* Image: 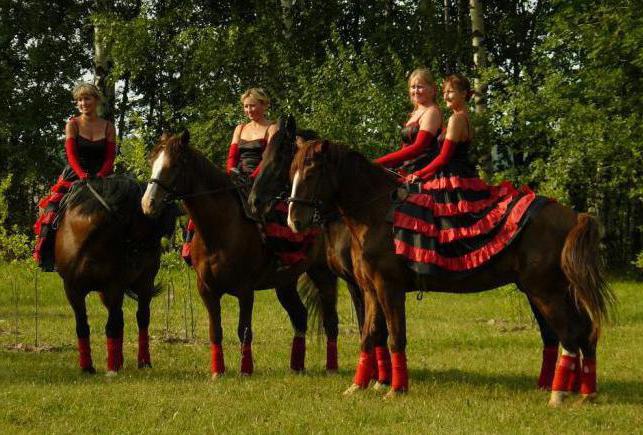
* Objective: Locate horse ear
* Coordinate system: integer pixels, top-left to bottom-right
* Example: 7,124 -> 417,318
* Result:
159,132 -> 169,142
285,114 -> 296,137
180,129 -> 190,146
295,136 -> 306,149
314,140 -> 329,154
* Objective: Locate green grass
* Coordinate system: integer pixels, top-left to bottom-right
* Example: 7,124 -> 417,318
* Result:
0,262 -> 641,434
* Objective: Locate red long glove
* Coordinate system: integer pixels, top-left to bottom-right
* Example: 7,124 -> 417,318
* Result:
375,130 -> 435,168
96,140 -> 117,177
65,137 -> 88,179
413,138 -> 457,180
250,163 -> 262,179
226,143 -> 239,174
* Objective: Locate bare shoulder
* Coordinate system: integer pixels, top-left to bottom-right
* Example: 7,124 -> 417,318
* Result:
267,122 -> 279,135
419,105 -> 442,132
445,113 -> 468,141
65,118 -> 78,138
232,123 -> 244,142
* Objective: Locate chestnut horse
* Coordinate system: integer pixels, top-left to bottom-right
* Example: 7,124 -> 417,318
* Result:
249,117 -> 563,391
141,131 -> 357,376
286,140 -> 614,405
55,175 -> 174,374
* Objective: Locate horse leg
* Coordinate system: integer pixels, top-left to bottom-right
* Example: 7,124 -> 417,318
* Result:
136,295 -> 152,368
373,306 -> 391,390
527,296 -> 559,390
64,285 -> 95,373
525,283 -> 594,407
306,266 -> 340,372
237,289 -> 255,375
344,289 -> 380,394
101,290 -> 125,375
374,283 -> 407,397
346,279 -> 365,334
199,285 -> 224,378
275,283 -> 308,372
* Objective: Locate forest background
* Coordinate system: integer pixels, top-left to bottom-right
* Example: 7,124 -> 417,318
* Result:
0,0 -> 641,272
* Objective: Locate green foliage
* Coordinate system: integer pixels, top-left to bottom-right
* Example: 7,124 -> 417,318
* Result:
0,174 -> 31,261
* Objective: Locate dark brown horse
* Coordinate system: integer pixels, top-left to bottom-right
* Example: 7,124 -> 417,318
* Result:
55,175 -> 173,374
249,117 -> 564,392
141,131 -> 356,377
285,139 -> 614,405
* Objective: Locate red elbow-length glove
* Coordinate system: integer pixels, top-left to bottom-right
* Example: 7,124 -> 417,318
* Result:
65,137 -> 88,179
96,140 -> 117,177
412,138 -> 457,180
375,130 -> 435,168
226,143 -> 240,174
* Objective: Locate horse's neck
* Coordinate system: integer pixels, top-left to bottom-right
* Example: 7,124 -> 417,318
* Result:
182,156 -> 241,244
334,151 -> 396,225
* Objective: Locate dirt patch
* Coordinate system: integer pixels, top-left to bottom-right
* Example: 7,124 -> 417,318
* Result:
3,342 -> 70,352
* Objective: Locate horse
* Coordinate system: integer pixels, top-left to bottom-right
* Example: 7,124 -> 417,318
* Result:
285,139 -> 614,405
249,117 -> 564,392
54,175 -> 174,374
140,131 -> 358,377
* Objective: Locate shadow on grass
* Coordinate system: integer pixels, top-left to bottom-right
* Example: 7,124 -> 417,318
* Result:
412,367 -> 643,405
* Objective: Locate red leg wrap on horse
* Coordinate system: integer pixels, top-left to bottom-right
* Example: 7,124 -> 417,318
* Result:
326,339 -> 338,371
240,344 -> 253,375
353,351 -> 375,388
375,346 -> 392,384
78,337 -> 92,369
107,337 -> 122,372
580,358 -> 597,395
138,330 -> 151,365
291,336 -> 306,371
391,352 -> 409,391
210,343 -> 225,374
551,354 -> 579,392
537,346 -> 559,390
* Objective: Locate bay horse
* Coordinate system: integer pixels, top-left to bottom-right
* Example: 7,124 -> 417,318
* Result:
54,175 -> 174,374
249,117 -> 564,392
140,131 -> 357,377
285,139 -> 614,405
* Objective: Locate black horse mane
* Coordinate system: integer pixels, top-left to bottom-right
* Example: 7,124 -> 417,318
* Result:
64,175 -> 144,217
62,174 -> 178,238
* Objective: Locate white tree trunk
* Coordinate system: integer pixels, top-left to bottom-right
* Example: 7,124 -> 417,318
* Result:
469,0 -> 487,114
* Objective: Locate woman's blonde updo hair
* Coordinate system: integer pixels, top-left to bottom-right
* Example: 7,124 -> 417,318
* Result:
407,67 -> 436,106
240,87 -> 270,107
72,82 -> 102,102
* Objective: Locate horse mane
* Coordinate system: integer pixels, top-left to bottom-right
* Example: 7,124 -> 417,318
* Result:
159,133 -> 234,192
291,139 -> 390,182
63,175 -> 144,217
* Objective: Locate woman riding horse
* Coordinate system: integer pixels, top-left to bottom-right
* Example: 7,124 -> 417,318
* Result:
285,75 -> 613,404
182,88 -> 277,264
34,83 -> 116,271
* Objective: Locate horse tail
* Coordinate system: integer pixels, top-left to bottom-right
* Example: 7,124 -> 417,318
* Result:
561,213 -> 615,339
297,274 -> 324,336
124,283 -> 164,301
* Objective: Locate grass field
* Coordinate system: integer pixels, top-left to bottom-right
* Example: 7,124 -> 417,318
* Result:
0,262 -> 641,434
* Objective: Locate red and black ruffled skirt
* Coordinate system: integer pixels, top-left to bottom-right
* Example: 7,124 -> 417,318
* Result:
392,163 -> 547,278
263,201 -> 319,266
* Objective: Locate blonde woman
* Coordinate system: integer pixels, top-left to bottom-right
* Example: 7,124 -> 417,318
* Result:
34,83 -> 116,271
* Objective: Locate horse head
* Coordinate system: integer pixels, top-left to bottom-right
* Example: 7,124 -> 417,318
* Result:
248,115 -> 298,217
287,139 -> 334,233
142,130 -> 190,217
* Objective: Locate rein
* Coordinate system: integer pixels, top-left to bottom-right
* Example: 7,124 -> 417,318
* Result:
148,177 -> 237,203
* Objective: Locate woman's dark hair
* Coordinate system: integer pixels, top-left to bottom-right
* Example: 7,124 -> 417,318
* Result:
443,74 -> 474,101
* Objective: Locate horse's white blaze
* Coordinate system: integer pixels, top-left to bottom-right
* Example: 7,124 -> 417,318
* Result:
142,150 -> 167,214
287,170 -> 301,231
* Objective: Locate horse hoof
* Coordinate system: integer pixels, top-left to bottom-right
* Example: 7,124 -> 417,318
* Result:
211,372 -> 224,380
372,381 -> 390,392
548,391 -> 569,407
291,368 -> 305,375
384,388 -> 406,400
81,366 -> 96,374
138,362 -> 152,369
578,393 -> 598,405
325,369 -> 339,375
240,372 -> 252,377
343,384 -> 364,396
105,370 -> 118,377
